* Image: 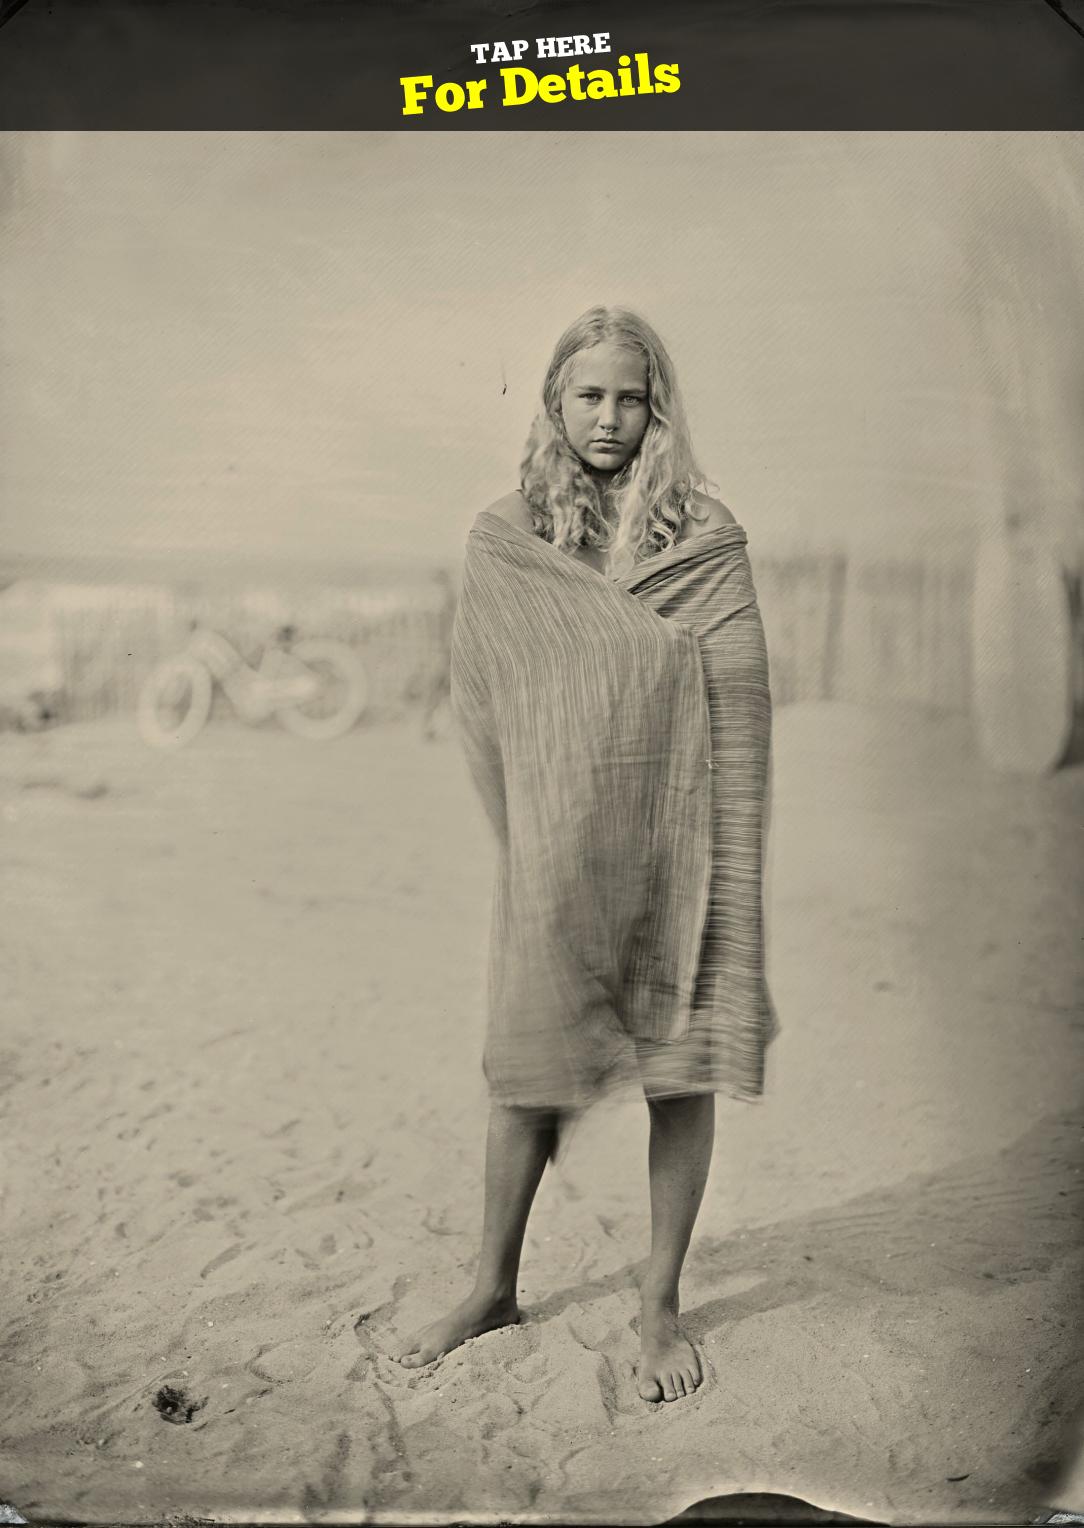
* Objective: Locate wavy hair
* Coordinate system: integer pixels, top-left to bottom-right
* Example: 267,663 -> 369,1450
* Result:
520,306 -> 709,568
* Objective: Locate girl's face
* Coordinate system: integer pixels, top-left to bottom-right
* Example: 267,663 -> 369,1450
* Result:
559,342 -> 651,475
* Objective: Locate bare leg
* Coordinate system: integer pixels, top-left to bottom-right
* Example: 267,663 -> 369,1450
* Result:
397,1102 -> 557,1367
637,1092 -> 715,1402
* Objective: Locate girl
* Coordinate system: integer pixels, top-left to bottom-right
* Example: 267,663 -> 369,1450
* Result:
397,306 -> 777,1404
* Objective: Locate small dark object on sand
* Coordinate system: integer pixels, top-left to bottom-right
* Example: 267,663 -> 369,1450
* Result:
153,1385 -> 207,1425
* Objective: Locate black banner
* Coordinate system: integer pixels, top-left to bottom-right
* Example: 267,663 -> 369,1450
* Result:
2,0 -> 1084,128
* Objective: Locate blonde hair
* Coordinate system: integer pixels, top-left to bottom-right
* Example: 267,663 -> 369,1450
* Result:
520,306 -> 708,568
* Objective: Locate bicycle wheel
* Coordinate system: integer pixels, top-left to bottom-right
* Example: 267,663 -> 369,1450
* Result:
137,659 -> 214,750
275,638 -> 369,741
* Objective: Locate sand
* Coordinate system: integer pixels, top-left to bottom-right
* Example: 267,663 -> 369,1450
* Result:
1,700 -> 1082,1526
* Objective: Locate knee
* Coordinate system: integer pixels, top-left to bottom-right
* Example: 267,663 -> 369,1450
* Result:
645,1091 -> 714,1123
493,1101 -> 561,1139
516,1105 -> 563,1162
521,1105 -> 561,1136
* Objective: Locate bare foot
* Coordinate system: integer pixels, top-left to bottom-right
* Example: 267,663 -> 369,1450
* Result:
396,1290 -> 520,1368
637,1300 -> 702,1402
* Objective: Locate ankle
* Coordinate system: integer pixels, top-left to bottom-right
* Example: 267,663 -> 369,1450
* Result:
640,1280 -> 680,1315
470,1276 -> 519,1309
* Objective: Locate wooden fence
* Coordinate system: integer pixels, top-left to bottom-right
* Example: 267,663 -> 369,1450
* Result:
754,549 -> 973,711
1,546 -> 978,727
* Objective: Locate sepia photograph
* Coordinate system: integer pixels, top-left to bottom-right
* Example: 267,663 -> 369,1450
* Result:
2,127 -> 1084,1526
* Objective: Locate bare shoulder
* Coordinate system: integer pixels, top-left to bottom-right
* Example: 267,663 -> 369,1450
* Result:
481,490 -> 535,533
677,490 -> 738,541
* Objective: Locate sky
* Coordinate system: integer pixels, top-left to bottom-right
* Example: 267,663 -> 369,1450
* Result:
2,130 -> 1082,574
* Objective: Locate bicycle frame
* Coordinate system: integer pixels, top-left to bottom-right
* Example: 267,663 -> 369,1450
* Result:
139,626 -> 369,749
185,628 -> 321,724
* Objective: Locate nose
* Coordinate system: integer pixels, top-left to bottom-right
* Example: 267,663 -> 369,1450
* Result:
597,398 -> 620,432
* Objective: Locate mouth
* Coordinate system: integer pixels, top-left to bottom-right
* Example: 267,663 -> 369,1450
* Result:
591,440 -> 623,451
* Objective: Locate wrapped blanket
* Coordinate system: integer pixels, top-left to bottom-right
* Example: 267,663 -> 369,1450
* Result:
450,509 -> 777,1110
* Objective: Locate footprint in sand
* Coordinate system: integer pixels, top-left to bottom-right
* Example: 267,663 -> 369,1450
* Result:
245,1340 -> 321,1385
199,1243 -> 244,1281
1,1354 -> 93,1418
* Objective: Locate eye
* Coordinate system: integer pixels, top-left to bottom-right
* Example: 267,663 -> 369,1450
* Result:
621,394 -> 645,405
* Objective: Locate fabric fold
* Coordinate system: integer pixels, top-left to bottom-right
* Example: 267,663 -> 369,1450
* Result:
450,509 -> 776,1109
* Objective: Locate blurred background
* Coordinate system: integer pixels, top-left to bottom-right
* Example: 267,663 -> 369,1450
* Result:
1,131 -> 1082,741
2,133 -> 1084,1526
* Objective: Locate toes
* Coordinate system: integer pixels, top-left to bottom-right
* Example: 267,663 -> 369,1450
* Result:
638,1375 -> 663,1402
399,1343 -> 441,1368
661,1377 -> 678,1401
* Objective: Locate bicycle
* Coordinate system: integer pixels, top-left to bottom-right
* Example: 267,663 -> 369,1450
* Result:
137,623 -> 369,749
